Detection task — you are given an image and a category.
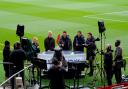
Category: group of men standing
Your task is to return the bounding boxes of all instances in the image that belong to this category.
[44,31,96,52]
[44,31,96,76]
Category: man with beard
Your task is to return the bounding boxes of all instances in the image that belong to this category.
[59,31,72,51]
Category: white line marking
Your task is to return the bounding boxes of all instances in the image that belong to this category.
[84,16,128,22]
[84,11,128,17]
[83,11,128,22]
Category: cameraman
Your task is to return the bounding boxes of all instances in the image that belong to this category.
[10,42,26,89]
[104,44,113,85]
[48,59,66,89]
[52,48,68,68]
[85,32,96,76]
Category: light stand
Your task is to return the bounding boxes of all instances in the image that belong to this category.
[98,20,106,88]
[31,58,48,89]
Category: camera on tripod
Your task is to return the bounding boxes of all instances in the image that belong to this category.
[16,24,24,37]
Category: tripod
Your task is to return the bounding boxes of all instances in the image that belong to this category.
[69,62,86,89]
[31,58,49,89]
[99,32,106,88]
[85,51,103,88]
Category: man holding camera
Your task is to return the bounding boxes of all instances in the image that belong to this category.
[85,32,96,76]
[10,42,26,89]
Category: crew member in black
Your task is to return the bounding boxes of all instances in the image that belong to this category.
[73,31,85,52]
[59,31,72,51]
[53,48,68,68]
[10,42,26,89]
[3,40,11,79]
[113,40,123,84]
[85,32,96,76]
[48,59,66,89]
[104,44,113,85]
[44,31,55,51]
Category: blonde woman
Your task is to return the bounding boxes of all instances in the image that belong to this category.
[32,37,40,83]
[32,36,40,57]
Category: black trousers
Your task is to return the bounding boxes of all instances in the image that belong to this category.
[3,63,9,78]
[105,67,112,85]
[11,67,24,89]
[87,55,95,75]
[114,67,122,84]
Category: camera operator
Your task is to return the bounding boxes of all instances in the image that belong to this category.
[10,42,26,89]
[52,48,68,68]
[58,31,72,51]
[48,59,66,89]
[104,44,113,85]
[113,40,123,84]
[3,40,11,80]
[85,32,96,76]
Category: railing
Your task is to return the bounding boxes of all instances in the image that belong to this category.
[0,62,33,88]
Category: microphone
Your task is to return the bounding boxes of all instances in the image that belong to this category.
[95,38,100,41]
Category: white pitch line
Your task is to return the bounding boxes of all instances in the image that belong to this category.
[84,16,128,22]
[83,10,128,18]
[83,11,128,22]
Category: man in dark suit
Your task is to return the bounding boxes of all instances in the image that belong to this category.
[44,31,55,51]
[73,31,85,52]
[59,31,72,51]
[10,42,26,89]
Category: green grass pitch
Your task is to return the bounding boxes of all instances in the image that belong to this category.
[0,0,128,86]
